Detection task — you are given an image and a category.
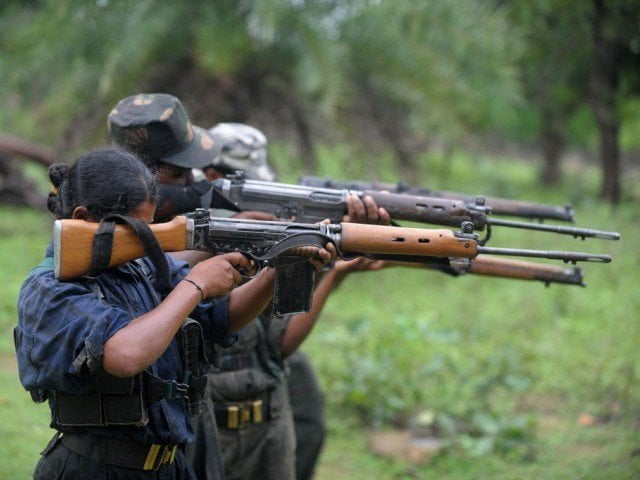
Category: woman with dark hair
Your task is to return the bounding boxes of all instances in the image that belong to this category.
[15,147,331,479]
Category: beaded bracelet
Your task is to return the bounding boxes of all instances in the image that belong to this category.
[182,278,205,302]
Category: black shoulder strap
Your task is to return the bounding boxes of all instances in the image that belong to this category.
[89,214,171,293]
[88,220,116,277]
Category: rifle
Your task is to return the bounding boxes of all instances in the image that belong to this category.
[212,174,619,243]
[53,210,611,315]
[384,255,585,287]
[299,175,575,222]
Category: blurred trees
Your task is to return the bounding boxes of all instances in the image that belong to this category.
[0,0,638,203]
[510,0,592,186]
[589,0,640,204]
[510,0,640,204]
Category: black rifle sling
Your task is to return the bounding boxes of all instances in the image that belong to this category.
[89,214,171,292]
[88,220,116,277]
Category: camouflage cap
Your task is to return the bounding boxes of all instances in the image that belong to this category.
[208,122,277,182]
[107,93,220,169]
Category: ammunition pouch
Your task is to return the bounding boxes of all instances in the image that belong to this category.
[179,318,209,416]
[52,374,149,427]
[51,320,209,425]
[214,390,272,429]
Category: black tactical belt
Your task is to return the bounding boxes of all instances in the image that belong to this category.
[61,432,179,471]
[214,391,271,429]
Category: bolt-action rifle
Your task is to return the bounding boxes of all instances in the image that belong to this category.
[211,175,619,243]
[53,210,611,315]
[299,175,575,222]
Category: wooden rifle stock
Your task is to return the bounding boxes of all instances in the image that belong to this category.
[53,216,189,280]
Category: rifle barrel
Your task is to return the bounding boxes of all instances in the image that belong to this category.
[487,218,620,240]
[477,246,611,263]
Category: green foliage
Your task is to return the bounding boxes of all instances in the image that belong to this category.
[620,97,640,151]
[301,148,639,476]
[312,312,536,456]
[0,0,526,159]
[0,0,191,139]
[340,0,521,139]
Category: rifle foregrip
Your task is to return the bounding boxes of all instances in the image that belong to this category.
[53,216,189,280]
[468,255,581,283]
[339,223,477,258]
[363,190,483,228]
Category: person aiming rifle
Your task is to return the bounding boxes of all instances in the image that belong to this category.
[14,146,333,480]
[108,98,390,480]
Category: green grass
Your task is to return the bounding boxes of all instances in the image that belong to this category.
[314,413,640,480]
[0,206,55,478]
[1,152,639,479]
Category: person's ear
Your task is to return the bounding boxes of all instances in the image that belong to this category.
[71,206,90,220]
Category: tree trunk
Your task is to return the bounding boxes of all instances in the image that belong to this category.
[288,100,317,175]
[590,0,621,204]
[0,134,57,167]
[539,115,564,185]
[380,122,416,181]
[0,151,46,208]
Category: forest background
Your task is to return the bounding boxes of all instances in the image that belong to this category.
[0,1,639,479]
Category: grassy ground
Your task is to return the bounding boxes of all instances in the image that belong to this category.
[0,152,638,479]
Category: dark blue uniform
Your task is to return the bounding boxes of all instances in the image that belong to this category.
[15,245,235,479]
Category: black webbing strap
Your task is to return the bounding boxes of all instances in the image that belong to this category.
[143,368,206,408]
[88,221,116,277]
[144,370,189,405]
[180,318,208,416]
[88,214,171,292]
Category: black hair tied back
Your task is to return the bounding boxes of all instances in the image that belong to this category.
[47,162,68,215]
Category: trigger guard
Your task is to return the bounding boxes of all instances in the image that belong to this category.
[240,261,262,281]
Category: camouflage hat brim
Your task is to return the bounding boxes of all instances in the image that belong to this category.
[160,126,221,169]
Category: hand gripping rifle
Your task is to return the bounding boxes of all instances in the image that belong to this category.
[211,174,620,244]
[53,210,611,315]
[299,175,575,222]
